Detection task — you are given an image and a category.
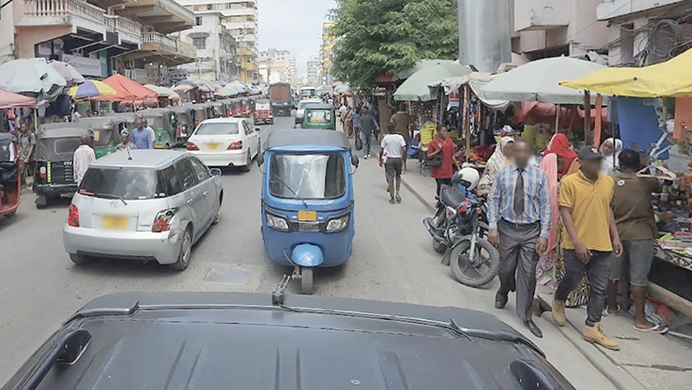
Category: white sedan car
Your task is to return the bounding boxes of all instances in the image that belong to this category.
[186,118,261,172]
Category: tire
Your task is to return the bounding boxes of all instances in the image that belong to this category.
[35,194,47,209]
[171,227,192,271]
[212,198,221,225]
[69,254,90,265]
[432,217,448,254]
[241,150,252,172]
[301,267,314,295]
[450,238,499,288]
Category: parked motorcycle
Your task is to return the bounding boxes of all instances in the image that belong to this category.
[423,169,500,288]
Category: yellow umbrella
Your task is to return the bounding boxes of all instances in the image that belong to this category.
[68,79,117,99]
[560,48,692,98]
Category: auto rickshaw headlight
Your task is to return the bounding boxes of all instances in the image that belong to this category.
[325,215,350,233]
[266,213,289,231]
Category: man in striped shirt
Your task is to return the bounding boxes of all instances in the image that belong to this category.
[488,139,551,338]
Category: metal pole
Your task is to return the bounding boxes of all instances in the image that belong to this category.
[457,0,511,72]
[554,104,560,134]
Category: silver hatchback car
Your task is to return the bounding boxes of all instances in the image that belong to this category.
[63,150,224,270]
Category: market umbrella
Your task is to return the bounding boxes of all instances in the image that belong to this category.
[227,80,252,94]
[145,84,180,100]
[68,79,117,99]
[48,61,85,86]
[217,87,239,97]
[172,83,194,92]
[560,47,692,98]
[481,56,607,104]
[95,74,157,103]
[0,88,36,109]
[394,63,472,101]
[396,59,457,81]
[0,58,66,101]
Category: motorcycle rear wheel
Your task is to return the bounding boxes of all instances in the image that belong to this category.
[432,217,448,254]
[450,238,499,288]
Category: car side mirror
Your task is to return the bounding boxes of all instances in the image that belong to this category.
[351,154,359,167]
[210,168,222,176]
[257,152,265,167]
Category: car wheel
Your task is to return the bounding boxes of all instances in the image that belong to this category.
[165,143,170,149]
[69,254,90,265]
[171,227,192,271]
[212,198,221,225]
[301,267,313,295]
[241,150,252,172]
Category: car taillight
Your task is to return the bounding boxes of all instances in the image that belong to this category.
[152,207,179,232]
[227,141,243,150]
[67,204,79,227]
[177,124,182,136]
[39,166,47,179]
[186,142,199,151]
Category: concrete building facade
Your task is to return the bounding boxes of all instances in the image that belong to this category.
[306,57,320,86]
[179,0,258,83]
[179,11,238,82]
[320,21,335,85]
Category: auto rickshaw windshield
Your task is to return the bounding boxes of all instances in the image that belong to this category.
[305,109,332,124]
[269,153,346,200]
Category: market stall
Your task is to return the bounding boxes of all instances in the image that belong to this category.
[562,47,692,319]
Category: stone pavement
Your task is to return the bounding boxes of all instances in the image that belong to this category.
[399,163,692,390]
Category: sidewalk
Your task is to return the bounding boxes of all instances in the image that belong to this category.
[399,164,692,390]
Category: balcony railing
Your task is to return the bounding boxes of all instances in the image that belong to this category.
[23,0,105,25]
[177,40,197,59]
[142,32,177,48]
[114,17,143,37]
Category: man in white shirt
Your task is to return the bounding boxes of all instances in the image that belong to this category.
[143,119,156,146]
[73,135,95,185]
[379,123,407,204]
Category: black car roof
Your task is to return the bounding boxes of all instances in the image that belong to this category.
[265,129,350,149]
[3,292,572,390]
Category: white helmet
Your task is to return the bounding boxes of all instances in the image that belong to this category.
[452,167,480,191]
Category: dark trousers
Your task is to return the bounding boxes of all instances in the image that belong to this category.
[385,158,402,197]
[363,133,372,155]
[498,219,540,321]
[435,178,452,197]
[556,249,611,326]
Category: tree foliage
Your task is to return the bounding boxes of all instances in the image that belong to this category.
[329,0,458,91]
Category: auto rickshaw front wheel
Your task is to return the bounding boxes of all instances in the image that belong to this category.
[35,194,47,209]
[300,267,313,295]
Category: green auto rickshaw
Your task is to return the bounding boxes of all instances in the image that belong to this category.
[138,108,179,149]
[76,117,128,158]
[171,106,194,144]
[303,104,337,130]
[186,103,209,129]
[209,101,227,118]
[33,124,93,208]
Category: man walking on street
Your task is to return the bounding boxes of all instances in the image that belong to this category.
[360,107,379,159]
[17,122,36,186]
[606,149,665,332]
[552,146,623,350]
[73,135,95,185]
[488,139,551,338]
[143,119,155,144]
[131,118,153,149]
[380,123,406,204]
[390,104,415,171]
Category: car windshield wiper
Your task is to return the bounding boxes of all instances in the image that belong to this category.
[270,275,544,356]
[93,193,127,206]
[272,174,308,208]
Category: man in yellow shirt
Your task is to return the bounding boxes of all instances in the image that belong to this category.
[552,146,623,351]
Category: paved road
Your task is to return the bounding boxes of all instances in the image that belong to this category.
[0,115,615,389]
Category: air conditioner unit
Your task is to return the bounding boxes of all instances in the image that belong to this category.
[125,60,136,69]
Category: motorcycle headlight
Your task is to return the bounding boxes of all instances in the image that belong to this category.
[325,214,349,233]
[266,212,289,231]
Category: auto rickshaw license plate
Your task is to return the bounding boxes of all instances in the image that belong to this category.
[297,210,317,221]
[206,143,221,151]
[102,216,128,230]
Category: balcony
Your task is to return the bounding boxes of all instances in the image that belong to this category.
[597,0,687,21]
[135,32,196,63]
[106,17,143,45]
[18,0,108,34]
[118,0,194,34]
[514,0,568,31]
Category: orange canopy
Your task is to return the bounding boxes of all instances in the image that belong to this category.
[95,74,157,103]
[0,88,35,109]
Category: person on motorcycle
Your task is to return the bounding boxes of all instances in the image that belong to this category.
[488,139,552,339]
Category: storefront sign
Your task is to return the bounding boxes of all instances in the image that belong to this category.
[63,55,102,77]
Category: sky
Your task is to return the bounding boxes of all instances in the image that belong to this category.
[258,0,336,75]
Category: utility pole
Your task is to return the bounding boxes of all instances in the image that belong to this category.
[457,0,511,72]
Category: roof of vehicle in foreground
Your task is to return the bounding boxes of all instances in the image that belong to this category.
[265,129,350,150]
[90,150,186,169]
[199,117,244,124]
[2,292,574,390]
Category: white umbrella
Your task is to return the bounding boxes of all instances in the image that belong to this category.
[49,61,85,85]
[0,58,67,101]
[481,56,607,105]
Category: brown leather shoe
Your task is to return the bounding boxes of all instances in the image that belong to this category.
[583,323,620,351]
[551,299,566,326]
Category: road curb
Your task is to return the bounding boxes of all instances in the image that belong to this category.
[536,293,646,390]
[400,175,436,213]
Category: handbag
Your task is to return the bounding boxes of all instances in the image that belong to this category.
[354,134,363,151]
[425,141,443,167]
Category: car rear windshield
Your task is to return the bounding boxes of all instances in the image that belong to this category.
[194,122,239,135]
[79,168,167,200]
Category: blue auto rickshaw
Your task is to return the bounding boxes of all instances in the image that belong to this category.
[257,129,359,294]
